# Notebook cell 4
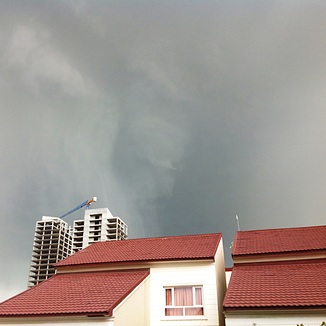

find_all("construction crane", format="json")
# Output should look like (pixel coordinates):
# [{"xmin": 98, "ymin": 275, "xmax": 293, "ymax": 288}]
[{"xmin": 60, "ymin": 197, "xmax": 97, "ymax": 219}]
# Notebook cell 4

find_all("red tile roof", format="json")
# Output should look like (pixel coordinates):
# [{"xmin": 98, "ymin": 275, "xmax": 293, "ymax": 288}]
[
  {"xmin": 0, "ymin": 270, "xmax": 149, "ymax": 317},
  {"xmin": 55, "ymin": 233, "xmax": 221, "ymax": 268},
  {"xmin": 223, "ymin": 259, "xmax": 326, "ymax": 310},
  {"xmin": 232, "ymin": 225, "xmax": 326, "ymax": 257}
]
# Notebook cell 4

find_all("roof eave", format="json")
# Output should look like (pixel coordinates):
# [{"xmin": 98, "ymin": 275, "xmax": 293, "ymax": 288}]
[
  {"xmin": 56, "ymin": 257, "xmax": 216, "ymax": 273},
  {"xmin": 224, "ymin": 306, "xmax": 326, "ymax": 314},
  {"xmin": 232, "ymin": 249, "xmax": 326, "ymax": 264},
  {"xmin": 0, "ymin": 311, "xmax": 112, "ymax": 319}
]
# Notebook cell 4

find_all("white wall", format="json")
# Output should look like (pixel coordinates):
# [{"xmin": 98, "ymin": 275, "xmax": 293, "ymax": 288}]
[
  {"xmin": 82, "ymin": 208, "xmax": 112, "ymax": 248},
  {"xmin": 225, "ymin": 313, "xmax": 326, "ymax": 326},
  {"xmin": 149, "ymin": 261, "xmax": 219, "ymax": 326}
]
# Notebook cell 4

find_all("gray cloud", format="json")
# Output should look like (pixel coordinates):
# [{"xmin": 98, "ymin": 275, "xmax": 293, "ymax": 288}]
[{"xmin": 1, "ymin": 0, "xmax": 326, "ymax": 300}]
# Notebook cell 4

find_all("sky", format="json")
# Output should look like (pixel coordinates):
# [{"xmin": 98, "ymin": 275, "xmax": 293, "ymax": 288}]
[{"xmin": 1, "ymin": 0, "xmax": 326, "ymax": 301}]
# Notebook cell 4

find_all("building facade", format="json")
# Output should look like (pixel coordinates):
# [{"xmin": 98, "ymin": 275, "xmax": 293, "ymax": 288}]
[
  {"xmin": 28, "ymin": 208, "xmax": 128, "ymax": 287},
  {"xmin": 73, "ymin": 208, "xmax": 128, "ymax": 253},
  {"xmin": 28, "ymin": 217, "xmax": 72, "ymax": 287}
]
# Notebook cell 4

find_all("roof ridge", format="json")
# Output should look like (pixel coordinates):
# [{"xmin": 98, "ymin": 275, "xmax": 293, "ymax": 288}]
[
  {"xmin": 119, "ymin": 232, "xmax": 222, "ymax": 241},
  {"xmin": 236, "ymin": 224, "xmax": 326, "ymax": 234}
]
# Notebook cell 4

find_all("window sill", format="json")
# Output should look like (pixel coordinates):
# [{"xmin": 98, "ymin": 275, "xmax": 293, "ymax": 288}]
[{"xmin": 161, "ymin": 316, "xmax": 208, "ymax": 321}]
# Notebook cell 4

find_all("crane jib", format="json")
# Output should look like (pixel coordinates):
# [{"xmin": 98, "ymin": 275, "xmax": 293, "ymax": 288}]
[{"xmin": 59, "ymin": 197, "xmax": 97, "ymax": 219}]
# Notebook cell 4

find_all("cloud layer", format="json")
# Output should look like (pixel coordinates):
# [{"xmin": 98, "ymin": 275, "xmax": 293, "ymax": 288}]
[{"xmin": 1, "ymin": 0, "xmax": 326, "ymax": 300}]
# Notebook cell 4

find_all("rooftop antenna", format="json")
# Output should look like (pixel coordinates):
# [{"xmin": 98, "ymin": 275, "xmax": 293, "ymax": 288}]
[
  {"xmin": 230, "ymin": 215, "xmax": 241, "ymax": 249},
  {"xmin": 236, "ymin": 215, "xmax": 240, "ymax": 231},
  {"xmin": 60, "ymin": 196, "xmax": 97, "ymax": 219}
]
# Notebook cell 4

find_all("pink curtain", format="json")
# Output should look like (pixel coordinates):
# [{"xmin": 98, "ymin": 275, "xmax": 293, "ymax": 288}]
[
  {"xmin": 165, "ymin": 287, "xmax": 203, "ymax": 316},
  {"xmin": 195, "ymin": 287, "xmax": 202, "ymax": 305},
  {"xmin": 174, "ymin": 287, "xmax": 193, "ymax": 306},
  {"xmin": 185, "ymin": 307, "xmax": 204, "ymax": 315},
  {"xmin": 165, "ymin": 288, "xmax": 172, "ymax": 305},
  {"xmin": 165, "ymin": 308, "xmax": 183, "ymax": 316}
]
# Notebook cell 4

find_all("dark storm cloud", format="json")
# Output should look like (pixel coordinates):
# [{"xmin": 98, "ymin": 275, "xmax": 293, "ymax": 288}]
[{"xmin": 1, "ymin": 0, "xmax": 326, "ymax": 299}]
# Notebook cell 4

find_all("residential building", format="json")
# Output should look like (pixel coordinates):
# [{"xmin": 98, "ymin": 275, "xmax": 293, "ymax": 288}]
[
  {"xmin": 28, "ymin": 216, "xmax": 72, "ymax": 287},
  {"xmin": 223, "ymin": 225, "xmax": 326, "ymax": 326},
  {"xmin": 28, "ymin": 208, "xmax": 128, "ymax": 287},
  {"xmin": 72, "ymin": 208, "xmax": 127, "ymax": 253},
  {"xmin": 0, "ymin": 233, "xmax": 226, "ymax": 326}
]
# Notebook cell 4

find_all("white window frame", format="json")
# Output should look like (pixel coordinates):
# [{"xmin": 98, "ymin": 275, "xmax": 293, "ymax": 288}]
[{"xmin": 164, "ymin": 285, "xmax": 204, "ymax": 318}]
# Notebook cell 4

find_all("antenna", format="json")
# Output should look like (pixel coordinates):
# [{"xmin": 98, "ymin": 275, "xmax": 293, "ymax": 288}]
[{"xmin": 235, "ymin": 215, "xmax": 240, "ymax": 231}]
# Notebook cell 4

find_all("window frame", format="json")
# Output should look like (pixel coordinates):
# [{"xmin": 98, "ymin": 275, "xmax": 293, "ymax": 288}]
[{"xmin": 163, "ymin": 285, "xmax": 205, "ymax": 318}]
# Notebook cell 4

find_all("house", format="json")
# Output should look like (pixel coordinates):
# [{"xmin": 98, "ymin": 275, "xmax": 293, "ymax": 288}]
[
  {"xmin": 0, "ymin": 233, "xmax": 226, "ymax": 326},
  {"xmin": 223, "ymin": 225, "xmax": 326, "ymax": 326}
]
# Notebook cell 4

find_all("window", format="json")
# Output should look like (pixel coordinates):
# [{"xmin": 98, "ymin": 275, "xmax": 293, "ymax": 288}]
[{"xmin": 164, "ymin": 286, "xmax": 204, "ymax": 316}]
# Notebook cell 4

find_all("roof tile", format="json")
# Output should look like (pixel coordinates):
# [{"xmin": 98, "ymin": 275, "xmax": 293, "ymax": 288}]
[
  {"xmin": 0, "ymin": 270, "xmax": 149, "ymax": 317},
  {"xmin": 55, "ymin": 233, "xmax": 221, "ymax": 268},
  {"xmin": 232, "ymin": 225, "xmax": 326, "ymax": 256},
  {"xmin": 224, "ymin": 259, "xmax": 326, "ymax": 309}
]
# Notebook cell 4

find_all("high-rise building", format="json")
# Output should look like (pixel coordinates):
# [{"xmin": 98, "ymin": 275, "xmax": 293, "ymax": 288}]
[
  {"xmin": 28, "ymin": 217, "xmax": 72, "ymax": 288},
  {"xmin": 28, "ymin": 208, "xmax": 128, "ymax": 287},
  {"xmin": 72, "ymin": 208, "xmax": 128, "ymax": 253}
]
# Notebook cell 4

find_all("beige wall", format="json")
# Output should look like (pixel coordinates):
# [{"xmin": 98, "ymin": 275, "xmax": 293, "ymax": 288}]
[{"xmin": 113, "ymin": 275, "xmax": 150, "ymax": 326}]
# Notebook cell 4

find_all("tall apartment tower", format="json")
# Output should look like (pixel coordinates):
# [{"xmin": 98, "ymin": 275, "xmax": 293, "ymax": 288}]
[
  {"xmin": 28, "ymin": 208, "xmax": 128, "ymax": 287},
  {"xmin": 28, "ymin": 217, "xmax": 72, "ymax": 288},
  {"xmin": 72, "ymin": 208, "xmax": 128, "ymax": 253}
]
